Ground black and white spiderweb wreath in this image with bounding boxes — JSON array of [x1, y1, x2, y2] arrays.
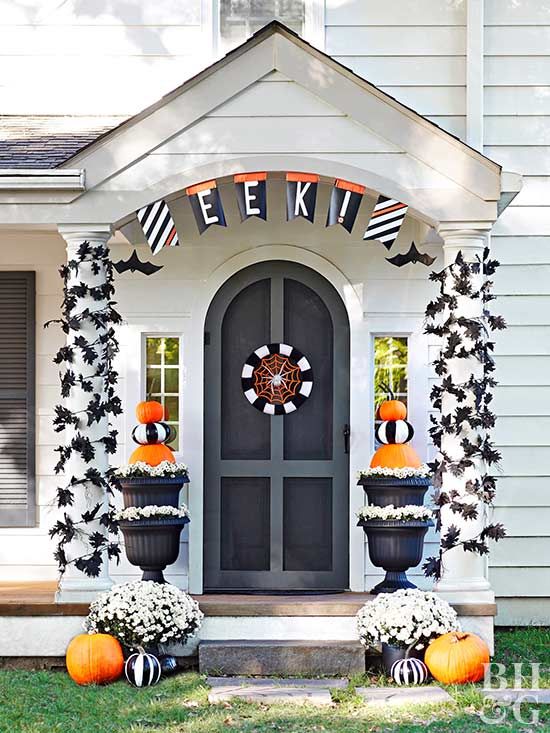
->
[[241, 343, 313, 414]]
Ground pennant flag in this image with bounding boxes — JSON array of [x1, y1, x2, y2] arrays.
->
[[186, 180, 227, 234], [363, 195, 408, 250], [136, 199, 178, 255], [326, 179, 365, 233], [234, 172, 267, 222], [286, 172, 319, 223]]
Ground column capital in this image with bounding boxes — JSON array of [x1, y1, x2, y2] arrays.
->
[[58, 223, 113, 249], [437, 226, 489, 265]]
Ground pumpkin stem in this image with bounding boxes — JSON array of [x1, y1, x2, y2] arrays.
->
[[137, 645, 146, 654], [404, 639, 419, 659], [381, 382, 395, 401]]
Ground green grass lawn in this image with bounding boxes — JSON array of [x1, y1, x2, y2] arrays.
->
[[1, 628, 548, 733]]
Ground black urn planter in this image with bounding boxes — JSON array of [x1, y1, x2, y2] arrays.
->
[[119, 516, 190, 583], [358, 475, 431, 508], [359, 519, 433, 594], [119, 475, 189, 509]]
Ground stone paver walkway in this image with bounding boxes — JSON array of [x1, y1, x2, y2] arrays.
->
[[484, 688, 550, 703], [357, 686, 454, 706], [207, 676, 347, 706]]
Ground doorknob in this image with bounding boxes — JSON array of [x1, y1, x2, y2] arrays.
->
[[343, 424, 350, 454]]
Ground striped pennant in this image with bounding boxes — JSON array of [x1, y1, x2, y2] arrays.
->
[[363, 195, 408, 250], [136, 199, 179, 255]]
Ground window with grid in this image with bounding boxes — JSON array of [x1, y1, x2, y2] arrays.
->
[[373, 336, 409, 445], [220, 0, 305, 51], [145, 336, 181, 451]]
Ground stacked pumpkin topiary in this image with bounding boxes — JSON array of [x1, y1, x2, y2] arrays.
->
[[357, 393, 433, 593], [117, 401, 190, 584], [129, 400, 176, 466]]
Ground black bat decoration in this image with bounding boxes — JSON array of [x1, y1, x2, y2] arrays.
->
[[386, 242, 436, 268], [113, 249, 164, 276]]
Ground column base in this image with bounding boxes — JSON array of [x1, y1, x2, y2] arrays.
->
[[56, 576, 113, 604], [434, 576, 495, 604]]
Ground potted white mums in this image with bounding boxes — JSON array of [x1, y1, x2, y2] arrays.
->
[[85, 580, 203, 655], [357, 589, 460, 674], [117, 461, 189, 508], [357, 504, 433, 593], [115, 504, 190, 583]]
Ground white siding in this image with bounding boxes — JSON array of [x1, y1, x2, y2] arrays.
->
[[485, 0, 550, 624], [326, 0, 466, 137]]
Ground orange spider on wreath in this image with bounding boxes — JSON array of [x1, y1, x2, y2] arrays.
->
[[241, 343, 313, 415]]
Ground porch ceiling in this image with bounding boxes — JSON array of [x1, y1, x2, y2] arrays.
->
[[0, 22, 519, 230]]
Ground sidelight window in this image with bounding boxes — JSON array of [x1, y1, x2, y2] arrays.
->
[[144, 336, 181, 451], [373, 336, 409, 443]]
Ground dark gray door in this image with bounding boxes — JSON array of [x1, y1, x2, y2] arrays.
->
[[204, 261, 349, 591]]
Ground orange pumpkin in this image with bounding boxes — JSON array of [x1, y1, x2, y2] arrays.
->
[[136, 401, 164, 424], [425, 631, 490, 684], [66, 633, 124, 686], [379, 399, 407, 422], [129, 442, 175, 466], [370, 443, 421, 469]]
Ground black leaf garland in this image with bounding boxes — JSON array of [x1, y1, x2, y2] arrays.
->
[[46, 241, 123, 578], [423, 248, 507, 581]]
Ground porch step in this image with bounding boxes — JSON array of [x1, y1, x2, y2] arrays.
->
[[198, 639, 365, 676]]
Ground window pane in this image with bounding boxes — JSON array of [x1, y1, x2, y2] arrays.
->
[[146, 368, 161, 396], [164, 338, 179, 365], [164, 396, 179, 423], [146, 337, 162, 365], [164, 368, 179, 393], [166, 424, 178, 450]]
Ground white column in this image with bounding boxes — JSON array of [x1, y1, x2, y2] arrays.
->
[[434, 227, 495, 603], [56, 225, 114, 603]]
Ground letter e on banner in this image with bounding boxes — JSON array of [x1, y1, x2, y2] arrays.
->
[[234, 172, 267, 221], [186, 180, 227, 234]]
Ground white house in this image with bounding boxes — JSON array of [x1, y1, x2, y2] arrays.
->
[[0, 1, 547, 661]]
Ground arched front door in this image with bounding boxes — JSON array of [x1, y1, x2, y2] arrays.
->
[[203, 261, 350, 592]]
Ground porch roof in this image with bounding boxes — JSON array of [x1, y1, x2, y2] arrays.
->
[[0, 21, 521, 229]]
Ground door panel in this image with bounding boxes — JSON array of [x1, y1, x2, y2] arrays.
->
[[204, 261, 350, 591]]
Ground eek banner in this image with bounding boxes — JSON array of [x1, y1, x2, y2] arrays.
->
[[286, 172, 319, 223], [326, 179, 365, 233], [186, 180, 227, 234], [135, 173, 411, 255]]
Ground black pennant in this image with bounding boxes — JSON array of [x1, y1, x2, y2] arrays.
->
[[386, 242, 437, 268], [326, 178, 365, 233], [186, 180, 227, 234], [286, 172, 319, 223], [234, 172, 267, 221]]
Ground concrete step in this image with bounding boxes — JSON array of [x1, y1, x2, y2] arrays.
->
[[198, 639, 365, 676]]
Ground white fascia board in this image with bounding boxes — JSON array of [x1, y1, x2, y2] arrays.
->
[[498, 170, 523, 215], [0, 169, 85, 190]]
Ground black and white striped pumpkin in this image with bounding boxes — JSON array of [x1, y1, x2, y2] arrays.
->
[[376, 419, 414, 445], [390, 657, 428, 686], [132, 422, 172, 445], [125, 650, 162, 687]]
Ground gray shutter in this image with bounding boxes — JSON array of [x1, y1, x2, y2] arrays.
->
[[0, 272, 36, 527]]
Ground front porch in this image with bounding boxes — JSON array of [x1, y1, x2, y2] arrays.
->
[[0, 23, 522, 666], [0, 582, 496, 665]]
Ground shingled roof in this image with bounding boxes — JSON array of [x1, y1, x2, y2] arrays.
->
[[0, 116, 126, 169]]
